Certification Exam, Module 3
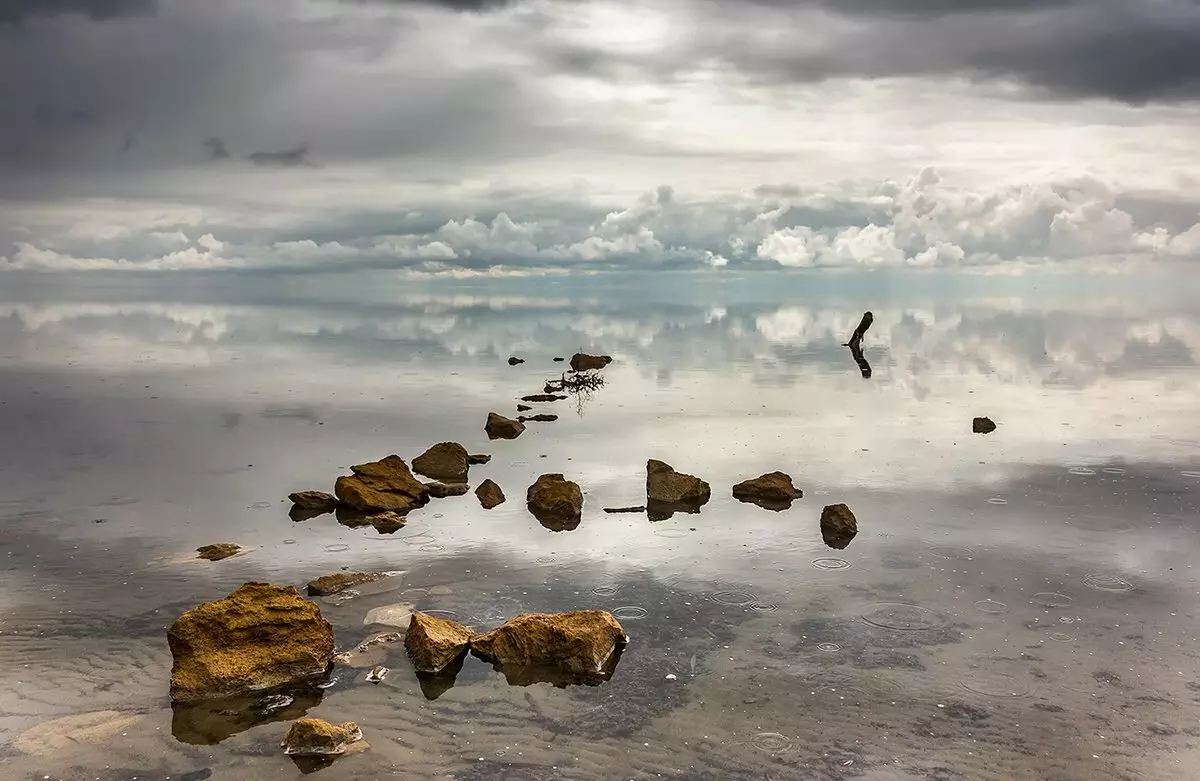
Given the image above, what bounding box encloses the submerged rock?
[527,473,583,531]
[732,472,803,511]
[820,503,859,550]
[520,393,567,403]
[973,416,997,434]
[168,582,334,702]
[405,611,472,673]
[508,356,525,366]
[196,543,242,562]
[334,455,429,514]
[307,572,384,597]
[476,479,506,509]
[425,481,470,499]
[518,413,559,423]
[412,442,469,483]
[288,491,338,512]
[172,683,324,746]
[14,711,144,757]
[467,453,492,465]
[485,412,526,440]
[646,460,710,520]
[516,404,533,412]
[363,603,414,629]
[570,353,613,372]
[332,632,403,669]
[280,718,362,757]
[470,611,627,681]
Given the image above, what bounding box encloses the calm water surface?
[1,272,1199,780]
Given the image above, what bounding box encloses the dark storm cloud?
[0,0,156,25]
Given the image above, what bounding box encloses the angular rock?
[476,479,506,509]
[518,414,558,423]
[732,472,803,511]
[412,442,469,483]
[467,453,492,465]
[647,459,711,506]
[168,582,334,702]
[288,491,338,512]
[470,611,627,679]
[280,718,362,757]
[527,473,583,531]
[820,503,858,550]
[508,356,525,366]
[516,404,533,412]
[405,611,472,673]
[307,572,384,597]
[973,416,997,434]
[520,394,566,402]
[334,455,429,514]
[570,353,613,372]
[485,412,526,440]
[196,543,241,562]
[425,481,470,499]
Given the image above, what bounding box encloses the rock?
[485,412,526,440]
[333,632,403,669]
[647,459,710,506]
[516,404,533,412]
[820,503,858,550]
[280,718,363,757]
[732,472,803,511]
[334,455,429,514]
[508,356,525,366]
[288,491,338,512]
[307,572,384,597]
[518,414,558,423]
[14,711,144,757]
[543,381,563,393]
[570,353,613,372]
[470,611,627,680]
[412,442,469,482]
[363,603,414,629]
[520,394,566,402]
[405,611,472,672]
[553,357,565,362]
[196,543,241,561]
[425,481,470,499]
[168,582,335,702]
[973,416,997,434]
[476,479,506,509]
[604,506,647,514]
[527,473,583,531]
[468,453,492,465]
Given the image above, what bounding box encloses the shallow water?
[1,271,1200,780]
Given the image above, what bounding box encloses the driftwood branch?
[844,311,873,379]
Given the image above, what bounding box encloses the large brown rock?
[820,503,858,550]
[470,611,627,679]
[412,442,469,482]
[647,459,710,506]
[168,582,334,702]
[405,612,472,673]
[307,572,384,597]
[476,479,506,509]
[280,718,363,757]
[288,491,338,512]
[732,472,803,511]
[334,455,429,514]
[485,412,526,440]
[570,353,613,372]
[527,473,583,531]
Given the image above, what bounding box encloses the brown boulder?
[820,503,858,550]
[405,612,472,673]
[412,442,469,482]
[196,543,241,562]
[425,481,469,499]
[334,455,429,514]
[168,582,334,702]
[732,472,803,511]
[527,473,583,531]
[280,718,362,757]
[476,479,506,509]
[307,572,384,597]
[647,459,710,505]
[973,416,997,434]
[467,453,491,465]
[485,412,526,440]
[570,353,613,372]
[287,491,338,512]
[470,611,627,680]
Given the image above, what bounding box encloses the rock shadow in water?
[171,679,328,745]
[471,643,625,689]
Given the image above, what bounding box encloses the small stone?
[570,353,613,372]
[288,491,338,512]
[527,473,583,531]
[665,674,677,681]
[280,718,362,757]
[467,453,492,465]
[820,503,858,550]
[307,572,384,597]
[516,404,533,412]
[405,612,472,672]
[412,442,470,482]
[425,481,470,499]
[520,394,566,403]
[485,412,526,440]
[476,479,506,509]
[553,357,565,362]
[973,416,997,434]
[196,543,242,562]
[365,665,388,683]
[508,356,525,365]
[518,414,558,423]
[732,472,803,511]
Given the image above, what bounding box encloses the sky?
[1,0,1199,274]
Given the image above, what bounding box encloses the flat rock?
[470,611,627,677]
[363,603,414,629]
[168,582,334,702]
[732,472,803,511]
[468,453,492,465]
[527,473,583,531]
[520,394,566,402]
[332,632,403,669]
[553,356,565,362]
[476,479,506,509]
[570,353,613,372]
[508,356,525,365]
[516,404,533,412]
[334,455,429,514]
[647,459,711,506]
[412,442,469,482]
[14,711,144,757]
[518,414,559,423]
[281,718,363,757]
[288,491,338,512]
[820,503,858,550]
[197,543,242,562]
[307,572,385,597]
[973,416,997,434]
[604,505,647,514]
[485,412,526,440]
[425,481,470,499]
[405,611,472,672]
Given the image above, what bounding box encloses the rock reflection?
[415,652,468,700]
[171,680,328,745]
[472,644,625,689]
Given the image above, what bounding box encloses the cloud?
[0,0,156,25]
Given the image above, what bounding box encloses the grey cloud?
[0,0,156,25]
